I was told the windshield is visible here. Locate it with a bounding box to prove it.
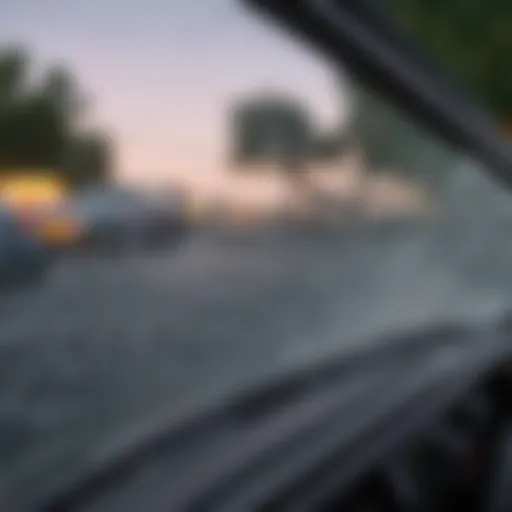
[0,0,510,508]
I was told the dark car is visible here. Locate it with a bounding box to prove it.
[0,207,51,288]
[143,190,190,248]
[69,186,188,252]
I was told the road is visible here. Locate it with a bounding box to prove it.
[0,222,509,506]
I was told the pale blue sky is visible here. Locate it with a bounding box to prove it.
[1,0,347,189]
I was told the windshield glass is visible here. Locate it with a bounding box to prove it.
[0,0,509,507]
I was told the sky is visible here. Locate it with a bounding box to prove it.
[0,0,349,203]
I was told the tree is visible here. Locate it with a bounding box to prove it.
[0,92,67,168]
[231,92,348,216]
[233,94,312,169]
[386,0,512,124]
[0,47,28,106]
[40,65,86,127]
[64,132,113,187]
[232,93,314,214]
[347,80,454,193]
[0,45,112,187]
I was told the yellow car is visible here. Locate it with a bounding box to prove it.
[14,203,84,249]
[0,173,84,248]
[36,213,83,248]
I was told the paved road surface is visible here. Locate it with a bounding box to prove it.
[0,223,508,505]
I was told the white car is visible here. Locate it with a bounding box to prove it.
[68,186,188,251]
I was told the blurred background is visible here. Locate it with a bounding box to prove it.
[1,0,511,508]
[0,0,435,245]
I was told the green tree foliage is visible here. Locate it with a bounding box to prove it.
[232,92,349,216]
[0,47,27,105]
[347,84,455,195]
[232,93,317,211]
[351,87,452,186]
[232,92,347,177]
[0,89,68,168]
[232,93,313,174]
[385,0,512,120]
[0,46,112,186]
[64,132,113,187]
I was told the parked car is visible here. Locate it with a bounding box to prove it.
[66,186,188,252]
[144,190,190,248]
[0,207,51,288]
[16,202,83,251]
